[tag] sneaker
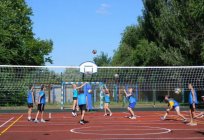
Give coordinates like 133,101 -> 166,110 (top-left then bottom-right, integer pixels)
74,113 -> 77,116
72,112 -> 76,117
104,114 -> 107,116
41,119 -> 46,123
128,116 -> 133,119
34,119 -> 39,123
161,117 -> 166,120
80,120 -> 84,125
182,119 -> 187,122
130,116 -> 136,119
110,113 -> 112,116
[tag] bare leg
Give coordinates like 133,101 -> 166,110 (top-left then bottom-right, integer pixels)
128,107 -> 135,117
35,111 -> 39,121
81,110 -> 85,121
104,104 -> 107,116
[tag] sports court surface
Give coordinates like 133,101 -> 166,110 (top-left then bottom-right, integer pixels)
0,110 -> 204,140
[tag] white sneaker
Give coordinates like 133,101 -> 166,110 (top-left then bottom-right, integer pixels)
41,119 -> 46,123
80,120 -> 84,125
130,116 -> 136,119
34,119 -> 39,123
72,112 -> 76,117
161,117 -> 166,120
110,113 -> 112,116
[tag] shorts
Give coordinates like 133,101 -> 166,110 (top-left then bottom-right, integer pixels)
128,102 -> 136,109
189,103 -> 197,111
73,97 -> 77,100
38,104 -> 45,112
27,103 -> 33,108
79,104 -> 86,111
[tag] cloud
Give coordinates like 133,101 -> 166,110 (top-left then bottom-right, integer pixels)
96,3 -> 111,15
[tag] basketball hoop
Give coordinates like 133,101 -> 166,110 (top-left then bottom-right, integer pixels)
79,61 -> 97,75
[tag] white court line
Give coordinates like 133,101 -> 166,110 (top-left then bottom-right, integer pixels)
0,117 -> 14,128
104,137 -> 204,140
70,126 -> 171,136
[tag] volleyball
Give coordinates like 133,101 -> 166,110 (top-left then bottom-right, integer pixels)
92,50 -> 97,54
88,89 -> 92,93
114,73 -> 119,78
174,88 -> 181,94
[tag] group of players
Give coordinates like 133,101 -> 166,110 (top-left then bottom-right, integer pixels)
27,83 -> 204,126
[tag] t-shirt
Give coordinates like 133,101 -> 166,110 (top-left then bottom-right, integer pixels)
78,93 -> 86,105
168,99 -> 179,108
27,90 -> 33,103
104,94 -> 110,103
128,95 -> 136,103
189,89 -> 198,104
73,89 -> 78,98
39,91 -> 46,104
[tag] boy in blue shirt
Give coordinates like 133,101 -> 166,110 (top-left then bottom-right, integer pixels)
161,95 -> 187,122
27,85 -> 34,121
124,87 -> 136,119
34,85 -> 46,123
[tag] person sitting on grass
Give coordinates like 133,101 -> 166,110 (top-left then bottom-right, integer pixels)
161,95 -> 187,122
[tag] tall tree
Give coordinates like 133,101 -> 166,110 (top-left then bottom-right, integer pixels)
93,52 -> 111,66
112,0 -> 204,66
0,0 -> 53,65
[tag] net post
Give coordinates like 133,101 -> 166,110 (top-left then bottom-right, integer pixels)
61,82 -> 64,110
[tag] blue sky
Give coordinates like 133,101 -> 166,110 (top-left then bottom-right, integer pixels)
25,0 -> 143,66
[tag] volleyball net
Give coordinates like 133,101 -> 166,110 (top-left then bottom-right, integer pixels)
0,65 -> 204,108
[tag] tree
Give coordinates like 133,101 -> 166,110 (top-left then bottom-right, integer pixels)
93,52 -> 111,66
112,0 -> 204,66
0,0 -> 53,65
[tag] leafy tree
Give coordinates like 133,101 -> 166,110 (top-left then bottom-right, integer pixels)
93,52 -> 112,66
0,0 -> 53,65
112,0 -> 204,66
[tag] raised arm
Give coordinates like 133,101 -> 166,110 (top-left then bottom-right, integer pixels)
124,89 -> 131,97
76,82 -> 87,89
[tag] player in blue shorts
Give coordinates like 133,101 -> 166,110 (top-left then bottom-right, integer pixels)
78,88 -> 88,125
27,85 -> 35,121
34,85 -> 46,123
187,83 -> 198,126
72,82 -> 87,117
161,95 -> 187,122
103,87 -> 112,116
124,87 -> 136,119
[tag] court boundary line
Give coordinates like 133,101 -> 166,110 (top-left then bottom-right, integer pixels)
0,115 -> 23,136
70,126 -> 171,136
0,117 -> 14,128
